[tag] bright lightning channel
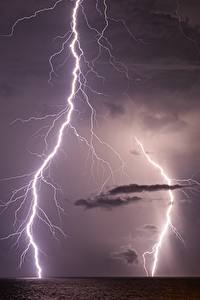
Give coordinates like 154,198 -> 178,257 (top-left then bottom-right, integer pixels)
2,0 -> 130,279
25,0 -> 82,279
1,0 -> 150,279
135,137 -> 175,277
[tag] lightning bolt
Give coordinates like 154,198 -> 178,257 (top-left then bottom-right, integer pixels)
1,0 -> 134,278
20,0 -> 81,279
0,0 -> 82,279
26,0 -> 82,278
135,137 -> 176,277
3,0 -> 195,279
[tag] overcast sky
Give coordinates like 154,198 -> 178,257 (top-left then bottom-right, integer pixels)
0,0 -> 200,278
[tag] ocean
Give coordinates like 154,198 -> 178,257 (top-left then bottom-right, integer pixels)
0,278 -> 199,300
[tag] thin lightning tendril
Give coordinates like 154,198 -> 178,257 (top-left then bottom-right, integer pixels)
0,0 -> 82,279
134,139 -> 200,276
1,0 -> 65,38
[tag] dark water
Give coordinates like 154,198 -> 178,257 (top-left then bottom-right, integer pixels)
0,278 -> 199,300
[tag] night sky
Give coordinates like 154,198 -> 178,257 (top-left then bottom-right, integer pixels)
0,0 -> 200,278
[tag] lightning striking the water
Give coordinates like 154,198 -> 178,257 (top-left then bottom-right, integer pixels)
135,137 -> 177,277
4,0 -> 81,279
1,0 -> 133,278
0,0 -> 83,279
132,4 -> 200,276
26,0 -> 82,279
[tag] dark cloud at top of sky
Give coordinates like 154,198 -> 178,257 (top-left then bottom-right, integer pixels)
109,184 -> 185,195
1,0 -> 200,119
78,0 -> 200,126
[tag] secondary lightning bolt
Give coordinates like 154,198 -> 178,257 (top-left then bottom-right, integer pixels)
135,137 -> 176,277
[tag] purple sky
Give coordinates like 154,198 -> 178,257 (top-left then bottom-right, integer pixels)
0,0 -> 200,278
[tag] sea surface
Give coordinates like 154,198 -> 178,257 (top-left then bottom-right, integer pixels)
0,278 -> 199,300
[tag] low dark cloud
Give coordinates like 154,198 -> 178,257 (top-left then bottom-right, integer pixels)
111,248 -> 138,265
75,183 -> 188,210
130,148 -> 152,156
75,195 -> 141,210
109,183 -> 185,195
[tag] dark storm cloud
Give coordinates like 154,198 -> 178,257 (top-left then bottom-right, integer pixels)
2,0 -> 200,121
111,248 -> 138,265
91,0 -> 200,125
109,184 -> 185,195
75,195 -> 142,210
152,0 -> 176,14
75,183 -> 187,210
108,1 -> 200,61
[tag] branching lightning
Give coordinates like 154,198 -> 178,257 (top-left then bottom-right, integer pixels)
27,0 -> 82,278
1,0 -> 134,278
2,0 -> 198,279
2,0 -> 82,279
